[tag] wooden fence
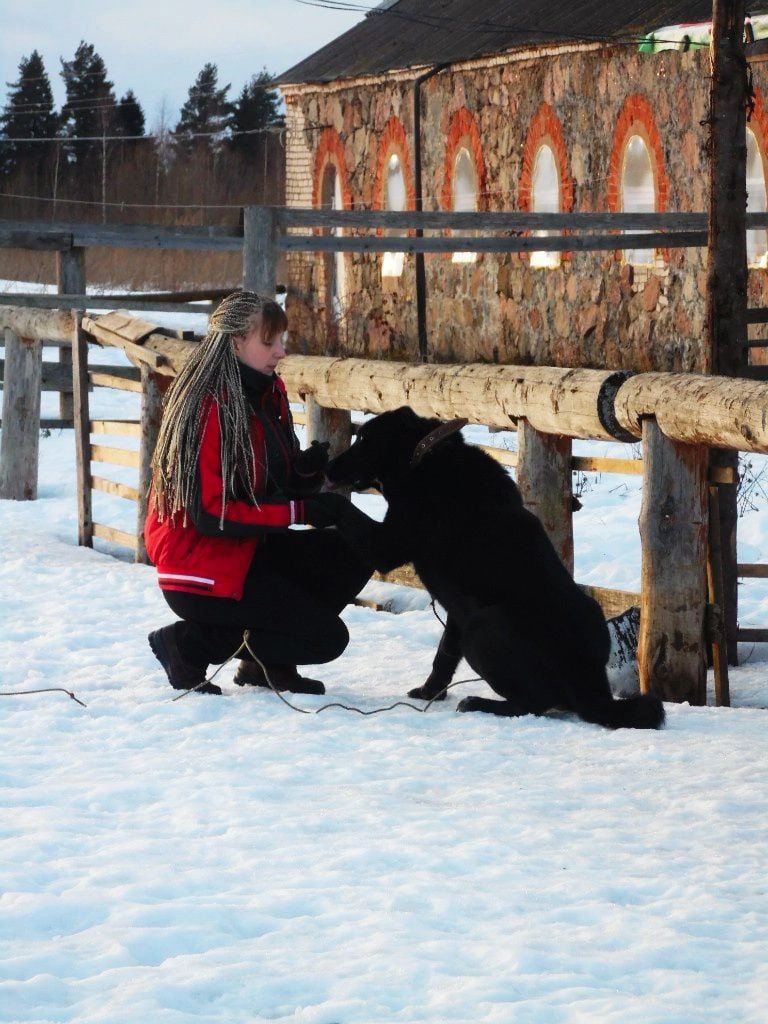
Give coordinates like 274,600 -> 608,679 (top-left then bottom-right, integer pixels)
5,209 -> 768,709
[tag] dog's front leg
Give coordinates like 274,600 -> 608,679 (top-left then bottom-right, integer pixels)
319,495 -> 412,572
409,615 -> 462,702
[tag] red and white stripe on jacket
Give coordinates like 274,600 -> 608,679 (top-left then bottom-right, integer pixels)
144,380 -> 306,600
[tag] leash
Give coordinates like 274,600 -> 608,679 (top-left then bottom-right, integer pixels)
0,687 -> 87,707
239,632 -> 480,716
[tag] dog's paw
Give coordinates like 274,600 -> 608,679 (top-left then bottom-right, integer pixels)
456,695 -> 484,713
408,684 -> 447,701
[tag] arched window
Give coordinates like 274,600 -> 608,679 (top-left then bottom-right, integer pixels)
608,95 -> 669,274
518,103 -> 573,268
313,128 -> 351,325
442,108 -> 486,266
747,126 -> 768,267
530,144 -> 561,269
452,147 -> 478,264
321,163 -> 346,319
620,135 -> 656,266
382,152 -> 406,278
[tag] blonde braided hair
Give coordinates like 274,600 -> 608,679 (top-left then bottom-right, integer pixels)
150,290 -> 287,525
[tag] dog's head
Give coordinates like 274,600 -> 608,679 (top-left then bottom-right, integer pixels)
326,406 -> 439,493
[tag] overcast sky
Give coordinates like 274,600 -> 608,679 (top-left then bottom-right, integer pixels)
1,0 -> 364,128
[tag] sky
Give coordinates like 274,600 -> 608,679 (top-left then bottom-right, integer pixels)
1,0 -> 364,129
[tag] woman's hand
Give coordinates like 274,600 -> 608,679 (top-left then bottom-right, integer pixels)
302,492 -> 352,528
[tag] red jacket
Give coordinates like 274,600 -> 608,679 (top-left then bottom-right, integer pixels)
144,376 -> 309,600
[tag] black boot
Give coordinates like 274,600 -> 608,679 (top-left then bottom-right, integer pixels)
233,660 -> 325,695
148,624 -> 222,695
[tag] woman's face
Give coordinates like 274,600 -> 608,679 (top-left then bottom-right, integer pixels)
232,314 -> 287,374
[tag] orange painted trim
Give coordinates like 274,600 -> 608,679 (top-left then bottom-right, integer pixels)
441,106 -> 488,212
518,102 -> 574,264
373,116 -> 415,236
607,93 -> 669,262
312,127 -> 353,215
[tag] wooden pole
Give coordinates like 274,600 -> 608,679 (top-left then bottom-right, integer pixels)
304,394 -> 352,498
638,419 -> 708,704
243,205 -> 278,297
707,484 -> 731,706
136,365 -> 163,564
517,420 -> 574,574
304,393 -> 352,458
56,247 -> 85,424
706,0 -> 748,664
0,328 -> 42,499
70,311 -> 93,547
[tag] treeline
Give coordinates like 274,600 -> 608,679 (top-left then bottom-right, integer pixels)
0,42 -> 285,288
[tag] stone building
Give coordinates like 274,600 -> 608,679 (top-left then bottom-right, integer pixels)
275,0 -> 768,373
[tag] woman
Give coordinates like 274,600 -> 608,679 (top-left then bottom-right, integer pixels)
145,289 -> 371,695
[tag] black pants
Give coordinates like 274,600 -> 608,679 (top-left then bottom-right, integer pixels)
163,529 -> 372,667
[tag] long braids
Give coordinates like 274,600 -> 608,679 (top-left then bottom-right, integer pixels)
151,290 -> 280,525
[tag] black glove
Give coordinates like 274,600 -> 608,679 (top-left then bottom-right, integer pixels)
302,492 -> 351,529
294,441 -> 330,477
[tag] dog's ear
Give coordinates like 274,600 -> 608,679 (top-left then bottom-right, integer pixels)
393,406 -> 422,425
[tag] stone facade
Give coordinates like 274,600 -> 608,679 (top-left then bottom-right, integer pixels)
282,45 -> 768,372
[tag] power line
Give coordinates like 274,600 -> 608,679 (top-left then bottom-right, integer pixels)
0,189 -> 244,210
290,0 -> 720,49
0,124 -> 285,144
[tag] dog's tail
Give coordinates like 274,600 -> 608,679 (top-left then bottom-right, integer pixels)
573,690 -> 666,730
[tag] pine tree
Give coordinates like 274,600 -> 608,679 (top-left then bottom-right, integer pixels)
0,50 -> 58,178
228,70 -> 282,157
115,89 -> 145,138
59,41 -> 116,167
174,63 -> 232,155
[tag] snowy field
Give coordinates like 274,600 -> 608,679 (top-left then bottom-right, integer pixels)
1,287 -> 768,1023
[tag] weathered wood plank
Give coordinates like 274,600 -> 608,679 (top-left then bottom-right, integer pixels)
0,293 -> 209,313
736,627 -> 768,641
737,562 -> 768,577
90,419 -> 141,436
0,228 -> 73,250
90,475 -> 140,502
92,523 -> 138,549
90,443 -> 140,468
88,372 -> 144,393
0,329 -> 42,499
279,231 -> 707,255
638,419 -> 708,704
0,219 -> 242,251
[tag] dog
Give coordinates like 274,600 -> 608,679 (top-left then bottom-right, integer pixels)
315,406 -> 664,729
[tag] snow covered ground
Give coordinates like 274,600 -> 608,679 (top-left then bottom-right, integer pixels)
1,289 -> 768,1023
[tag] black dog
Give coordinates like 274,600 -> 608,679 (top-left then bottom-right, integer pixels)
313,406 -> 664,729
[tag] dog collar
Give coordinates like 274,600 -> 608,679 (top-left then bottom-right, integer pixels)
410,417 -> 469,468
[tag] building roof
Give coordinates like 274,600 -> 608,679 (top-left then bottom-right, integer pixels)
276,0 -> 716,86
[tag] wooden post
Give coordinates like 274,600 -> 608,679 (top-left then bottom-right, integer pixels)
71,311 -> 93,547
56,247 -> 85,424
136,364 -> 163,564
706,1 -> 748,664
516,419 -> 574,574
305,393 -> 352,458
0,328 -> 42,499
243,205 -> 278,297
638,419 -> 708,704
707,484 -> 731,706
